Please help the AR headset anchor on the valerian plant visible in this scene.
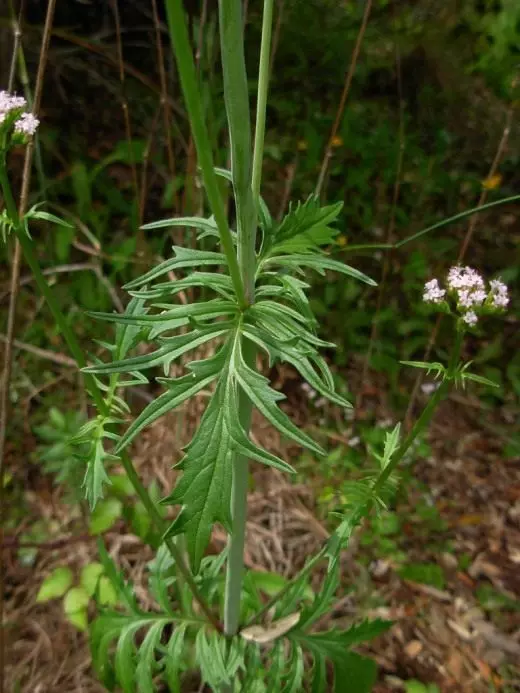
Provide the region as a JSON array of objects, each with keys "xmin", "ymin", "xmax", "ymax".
[{"xmin": 0, "ymin": 1, "xmax": 513, "ymax": 691}]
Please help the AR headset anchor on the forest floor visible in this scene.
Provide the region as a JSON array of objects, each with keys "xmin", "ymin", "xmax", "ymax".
[{"xmin": 4, "ymin": 366, "xmax": 520, "ymax": 692}]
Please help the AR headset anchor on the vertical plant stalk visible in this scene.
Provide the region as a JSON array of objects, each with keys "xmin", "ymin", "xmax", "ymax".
[
  {"xmin": 217, "ymin": 0, "xmax": 258, "ymax": 641},
  {"xmin": 165, "ymin": 0, "xmax": 246, "ymax": 308},
  {"xmin": 251, "ymin": 0, "xmax": 274, "ymax": 210},
  {"xmin": 315, "ymin": 0, "xmax": 373, "ymax": 197},
  {"xmin": 218, "ymin": 0, "xmax": 256, "ymax": 303},
  {"xmin": 150, "ymin": 0, "xmax": 178, "ymax": 210},
  {"xmin": 0, "ymin": 3, "xmax": 56, "ymax": 689}
]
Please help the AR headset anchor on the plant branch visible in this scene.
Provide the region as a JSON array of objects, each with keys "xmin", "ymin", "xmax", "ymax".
[
  {"xmin": 164, "ymin": 0, "xmax": 246, "ymax": 308},
  {"xmin": 251, "ymin": 0, "xmax": 274, "ymax": 211},
  {"xmin": 218, "ymin": 0, "xmax": 256, "ymax": 303}
]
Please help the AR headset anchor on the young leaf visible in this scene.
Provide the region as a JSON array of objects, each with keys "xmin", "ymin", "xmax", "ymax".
[
  {"xmin": 461, "ymin": 371, "xmax": 500, "ymax": 388},
  {"xmin": 164, "ymin": 623, "xmax": 188, "ymax": 693},
  {"xmin": 292, "ymin": 619, "xmax": 393, "ymax": 661},
  {"xmin": 36, "ymin": 567, "xmax": 73, "ymax": 602},
  {"xmin": 135, "ymin": 619, "xmax": 169, "ymax": 693},
  {"xmin": 265, "ymin": 196, "xmax": 343, "ymax": 256},
  {"xmin": 83, "ymin": 438, "xmax": 113, "ymax": 508},
  {"xmin": 86, "ymin": 299, "xmax": 237, "ymax": 326},
  {"xmin": 262, "ymin": 254, "xmax": 376, "ymax": 286},
  {"xmin": 123, "ymin": 247, "xmax": 228, "ymax": 290},
  {"xmin": 115, "ymin": 621, "xmax": 142, "ymax": 692},
  {"xmin": 400, "ymin": 360, "xmax": 446, "ymax": 377}
]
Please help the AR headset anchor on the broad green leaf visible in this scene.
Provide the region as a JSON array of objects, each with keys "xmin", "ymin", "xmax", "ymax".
[
  {"xmin": 123, "ymin": 247, "xmax": 227, "ymax": 289},
  {"xmin": 64, "ymin": 586, "xmax": 90, "ymax": 615},
  {"xmin": 66, "ymin": 608, "xmax": 88, "ymax": 631},
  {"xmin": 266, "ymin": 197, "xmax": 343, "ymax": 256},
  {"xmin": 36, "ymin": 567, "xmax": 73, "ymax": 602},
  {"xmin": 292, "ymin": 620, "xmax": 392, "ymax": 661},
  {"xmin": 97, "ymin": 538, "xmax": 139, "ymax": 612},
  {"xmin": 162, "ymin": 383, "xmax": 233, "ymax": 571},
  {"xmin": 263, "ymin": 254, "xmax": 376, "ymax": 286},
  {"xmin": 98, "ymin": 575, "xmax": 119, "ymax": 606},
  {"xmin": 334, "ymin": 652, "xmax": 377, "ymax": 693},
  {"xmin": 81, "ymin": 562, "xmax": 104, "ymax": 597},
  {"xmin": 89, "ymin": 497, "xmax": 123, "ymax": 535}
]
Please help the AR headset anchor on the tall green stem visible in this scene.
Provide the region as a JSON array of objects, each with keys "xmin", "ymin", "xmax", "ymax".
[
  {"xmin": 217, "ymin": 0, "xmax": 258, "ymax": 641},
  {"xmin": 164, "ymin": 0, "xmax": 246, "ymax": 308},
  {"xmin": 251, "ymin": 0, "xmax": 274, "ymax": 210},
  {"xmin": 218, "ymin": 0, "xmax": 256, "ymax": 303}
]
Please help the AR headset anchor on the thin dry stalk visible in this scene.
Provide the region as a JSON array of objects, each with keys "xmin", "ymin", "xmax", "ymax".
[
  {"xmin": 139, "ymin": 104, "xmax": 162, "ymax": 222},
  {"xmin": 404, "ymin": 106, "xmax": 515, "ymax": 428},
  {"xmin": 315, "ymin": 0, "xmax": 373, "ymax": 197},
  {"xmin": 150, "ymin": 0, "xmax": 178, "ymax": 210},
  {"xmin": 0, "ymin": 3, "xmax": 57, "ymax": 689},
  {"xmin": 357, "ymin": 49, "xmax": 404, "ymax": 411},
  {"xmin": 269, "ymin": 0, "xmax": 285, "ymax": 75},
  {"xmin": 0, "ymin": 335, "xmax": 76, "ymax": 368},
  {"xmin": 277, "ymin": 160, "xmax": 297, "ymax": 221},
  {"xmin": 111, "ymin": 0, "xmax": 142, "ymax": 222}
]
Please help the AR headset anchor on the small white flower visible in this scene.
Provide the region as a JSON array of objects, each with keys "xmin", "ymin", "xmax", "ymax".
[
  {"xmin": 421, "ymin": 382, "xmax": 439, "ymax": 395},
  {"xmin": 0, "ymin": 90, "xmax": 27, "ymax": 123},
  {"xmin": 14, "ymin": 112, "xmax": 39, "ymax": 136},
  {"xmin": 423, "ymin": 278, "xmax": 445, "ymax": 304},
  {"xmin": 489, "ymin": 278, "xmax": 509, "ymax": 309},
  {"xmin": 458, "ymin": 288, "xmax": 487, "ymax": 308},
  {"xmin": 462, "ymin": 310, "xmax": 478, "ymax": 326},
  {"xmin": 348, "ymin": 436, "xmax": 360, "ymax": 448},
  {"xmin": 447, "ymin": 266, "xmax": 485, "ymax": 292}
]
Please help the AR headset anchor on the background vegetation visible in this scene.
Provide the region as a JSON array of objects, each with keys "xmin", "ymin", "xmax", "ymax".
[{"xmin": 1, "ymin": 0, "xmax": 519, "ymax": 690}]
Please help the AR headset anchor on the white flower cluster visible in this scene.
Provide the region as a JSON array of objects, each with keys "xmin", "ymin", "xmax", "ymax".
[
  {"xmin": 423, "ymin": 279, "xmax": 445, "ymax": 304},
  {"xmin": 423, "ymin": 266, "xmax": 509, "ymax": 327},
  {"xmin": 0, "ymin": 90, "xmax": 39, "ymax": 139}
]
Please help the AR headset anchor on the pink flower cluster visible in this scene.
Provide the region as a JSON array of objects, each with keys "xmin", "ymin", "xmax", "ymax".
[
  {"xmin": 0, "ymin": 90, "xmax": 39, "ymax": 138},
  {"xmin": 423, "ymin": 266, "xmax": 509, "ymax": 327}
]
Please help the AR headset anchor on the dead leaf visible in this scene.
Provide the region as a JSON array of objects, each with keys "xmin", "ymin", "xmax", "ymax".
[
  {"xmin": 404, "ymin": 640, "xmax": 423, "ymax": 658},
  {"xmin": 240, "ymin": 611, "xmax": 300, "ymax": 645}
]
